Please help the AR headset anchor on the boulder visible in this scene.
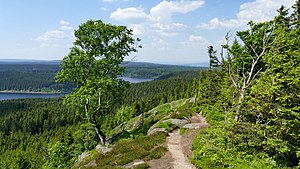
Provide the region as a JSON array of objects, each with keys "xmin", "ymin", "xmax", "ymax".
[
  {"xmin": 162, "ymin": 118, "xmax": 189, "ymax": 127},
  {"xmin": 96, "ymin": 144, "xmax": 113, "ymax": 154},
  {"xmin": 182, "ymin": 123, "xmax": 203, "ymax": 129},
  {"xmin": 123, "ymin": 160, "xmax": 145, "ymax": 168},
  {"xmin": 147, "ymin": 128, "xmax": 168, "ymax": 136}
]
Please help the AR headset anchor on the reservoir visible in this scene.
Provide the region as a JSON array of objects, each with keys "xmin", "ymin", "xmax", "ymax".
[
  {"xmin": 121, "ymin": 77, "xmax": 153, "ymax": 83},
  {"xmin": 0, "ymin": 77, "xmax": 153, "ymax": 100}
]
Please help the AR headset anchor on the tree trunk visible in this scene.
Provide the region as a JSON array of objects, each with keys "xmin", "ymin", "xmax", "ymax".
[
  {"xmin": 93, "ymin": 124, "xmax": 106, "ymax": 145},
  {"xmin": 85, "ymin": 98, "xmax": 107, "ymax": 145}
]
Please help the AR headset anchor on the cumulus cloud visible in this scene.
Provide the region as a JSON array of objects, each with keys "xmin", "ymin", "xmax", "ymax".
[
  {"xmin": 36, "ymin": 20, "xmax": 74, "ymax": 48},
  {"xmin": 110, "ymin": 0, "xmax": 204, "ymax": 36},
  {"xmin": 150, "ymin": 0, "xmax": 204, "ymax": 23},
  {"xmin": 110, "ymin": 7, "xmax": 149, "ymax": 23},
  {"xmin": 199, "ymin": 0, "xmax": 295, "ymax": 29}
]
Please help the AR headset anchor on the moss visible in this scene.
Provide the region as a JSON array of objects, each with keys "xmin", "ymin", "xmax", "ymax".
[
  {"xmin": 145, "ymin": 146, "xmax": 167, "ymax": 160},
  {"xmin": 75, "ymin": 132, "xmax": 167, "ymax": 169},
  {"xmin": 180, "ymin": 128, "xmax": 188, "ymax": 135},
  {"xmin": 133, "ymin": 163, "xmax": 150, "ymax": 169},
  {"xmin": 155, "ymin": 121, "xmax": 174, "ymax": 132}
]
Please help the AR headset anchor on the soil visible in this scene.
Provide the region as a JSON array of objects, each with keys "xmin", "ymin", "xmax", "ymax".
[{"xmin": 147, "ymin": 113, "xmax": 209, "ymax": 169}]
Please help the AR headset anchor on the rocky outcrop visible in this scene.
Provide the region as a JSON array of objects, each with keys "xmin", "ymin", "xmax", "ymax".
[
  {"xmin": 147, "ymin": 118, "xmax": 189, "ymax": 135},
  {"xmin": 74, "ymin": 152, "xmax": 90, "ymax": 167},
  {"xmin": 182, "ymin": 123, "xmax": 203, "ymax": 129},
  {"xmin": 162, "ymin": 118, "xmax": 189, "ymax": 127},
  {"xmin": 123, "ymin": 160, "xmax": 146, "ymax": 168},
  {"xmin": 147, "ymin": 128, "xmax": 168, "ymax": 136},
  {"xmin": 96, "ymin": 144, "xmax": 113, "ymax": 154}
]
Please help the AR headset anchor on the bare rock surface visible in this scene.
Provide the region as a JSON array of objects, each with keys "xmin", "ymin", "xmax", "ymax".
[
  {"xmin": 124, "ymin": 160, "xmax": 146, "ymax": 168},
  {"xmin": 95, "ymin": 144, "xmax": 113, "ymax": 154},
  {"xmin": 148, "ymin": 128, "xmax": 168, "ymax": 136},
  {"xmin": 162, "ymin": 118, "xmax": 189, "ymax": 127}
]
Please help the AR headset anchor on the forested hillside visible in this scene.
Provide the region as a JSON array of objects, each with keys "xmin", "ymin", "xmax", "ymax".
[
  {"xmin": 0, "ymin": 71, "xmax": 199, "ymax": 168},
  {"xmin": 0, "ymin": 62, "xmax": 203, "ymax": 93},
  {"xmin": 0, "ymin": 64, "xmax": 71, "ymax": 92},
  {"xmin": 123, "ymin": 62, "xmax": 204, "ymax": 78}
]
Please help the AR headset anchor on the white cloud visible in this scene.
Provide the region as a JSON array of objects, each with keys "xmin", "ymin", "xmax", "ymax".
[
  {"xmin": 189, "ymin": 35, "xmax": 207, "ymax": 43},
  {"xmin": 36, "ymin": 20, "xmax": 74, "ymax": 48},
  {"xmin": 110, "ymin": 0, "xmax": 203, "ymax": 36},
  {"xmin": 110, "ymin": 7, "xmax": 149, "ymax": 23},
  {"xmin": 152, "ymin": 22, "xmax": 188, "ymax": 36},
  {"xmin": 59, "ymin": 20, "xmax": 73, "ymax": 30},
  {"xmin": 60, "ymin": 26, "xmax": 73, "ymax": 30},
  {"xmin": 182, "ymin": 34, "xmax": 208, "ymax": 47},
  {"xmin": 129, "ymin": 24, "xmax": 145, "ymax": 35},
  {"xmin": 199, "ymin": 0, "xmax": 295, "ymax": 29},
  {"xmin": 36, "ymin": 30, "xmax": 68, "ymax": 41},
  {"xmin": 60, "ymin": 20, "xmax": 70, "ymax": 26},
  {"xmin": 150, "ymin": 0, "xmax": 204, "ymax": 23}
]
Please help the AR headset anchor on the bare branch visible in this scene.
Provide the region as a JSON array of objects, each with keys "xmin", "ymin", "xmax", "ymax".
[
  {"xmin": 228, "ymin": 60, "xmax": 238, "ymax": 88},
  {"xmin": 246, "ymin": 67, "xmax": 263, "ymax": 88}
]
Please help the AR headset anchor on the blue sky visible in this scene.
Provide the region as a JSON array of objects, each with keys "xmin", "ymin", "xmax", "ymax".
[{"xmin": 0, "ymin": 0, "xmax": 295, "ymax": 64}]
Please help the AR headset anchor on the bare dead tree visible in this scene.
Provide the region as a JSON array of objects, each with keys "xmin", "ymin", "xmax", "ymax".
[{"xmin": 221, "ymin": 23, "xmax": 276, "ymax": 121}]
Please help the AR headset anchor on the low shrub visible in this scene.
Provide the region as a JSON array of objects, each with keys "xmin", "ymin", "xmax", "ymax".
[{"xmin": 76, "ymin": 132, "xmax": 167, "ymax": 169}]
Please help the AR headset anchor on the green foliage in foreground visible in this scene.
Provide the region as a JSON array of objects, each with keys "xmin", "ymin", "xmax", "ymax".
[
  {"xmin": 193, "ymin": 128, "xmax": 279, "ymax": 169},
  {"xmin": 193, "ymin": 2, "xmax": 300, "ymax": 168}
]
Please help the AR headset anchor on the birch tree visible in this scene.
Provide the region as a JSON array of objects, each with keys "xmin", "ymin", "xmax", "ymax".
[{"xmin": 56, "ymin": 20, "xmax": 141, "ymax": 145}]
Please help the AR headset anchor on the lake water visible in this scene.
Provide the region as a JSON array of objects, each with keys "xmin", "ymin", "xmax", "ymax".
[
  {"xmin": 121, "ymin": 77, "xmax": 153, "ymax": 83},
  {"xmin": 0, "ymin": 77, "xmax": 153, "ymax": 101},
  {"xmin": 0, "ymin": 93, "xmax": 64, "ymax": 101}
]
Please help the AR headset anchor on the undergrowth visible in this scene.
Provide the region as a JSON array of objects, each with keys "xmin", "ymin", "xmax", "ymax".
[{"xmin": 192, "ymin": 104, "xmax": 280, "ymax": 169}]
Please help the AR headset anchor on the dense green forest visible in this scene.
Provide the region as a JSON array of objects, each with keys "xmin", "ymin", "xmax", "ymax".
[
  {"xmin": 123, "ymin": 62, "xmax": 204, "ymax": 78},
  {"xmin": 0, "ymin": 62, "xmax": 203, "ymax": 93},
  {"xmin": 0, "ymin": 71, "xmax": 199, "ymax": 168},
  {"xmin": 0, "ymin": 64, "xmax": 71, "ymax": 92}
]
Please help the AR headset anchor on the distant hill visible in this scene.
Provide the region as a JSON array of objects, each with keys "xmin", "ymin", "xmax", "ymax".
[
  {"xmin": 0, "ymin": 59, "xmax": 208, "ymax": 67},
  {"xmin": 0, "ymin": 60, "xmax": 206, "ymax": 92}
]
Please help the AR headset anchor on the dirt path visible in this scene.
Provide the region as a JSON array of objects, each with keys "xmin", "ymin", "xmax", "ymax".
[
  {"xmin": 167, "ymin": 129, "xmax": 196, "ymax": 169},
  {"xmin": 148, "ymin": 113, "xmax": 209, "ymax": 169}
]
